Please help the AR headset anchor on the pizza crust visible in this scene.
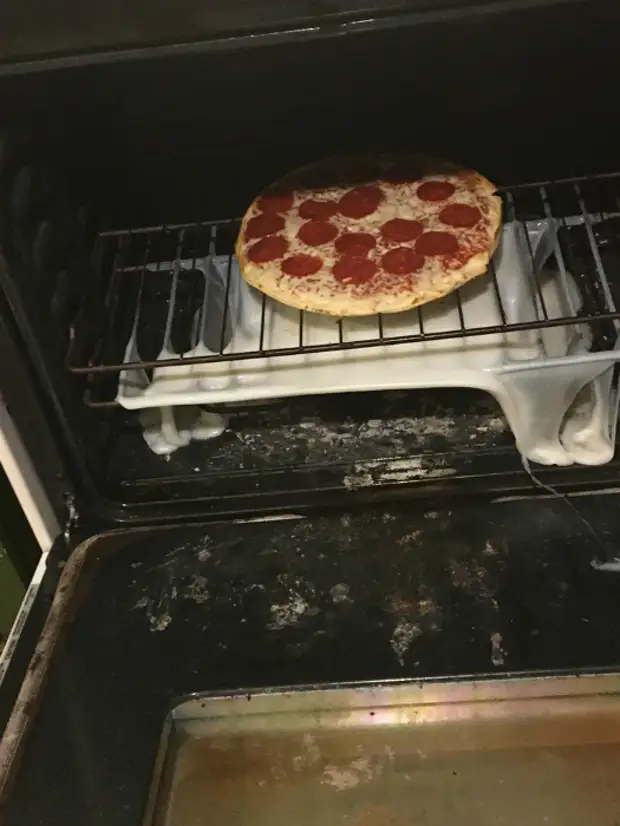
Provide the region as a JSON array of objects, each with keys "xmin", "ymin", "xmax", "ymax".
[{"xmin": 235, "ymin": 155, "xmax": 502, "ymax": 318}]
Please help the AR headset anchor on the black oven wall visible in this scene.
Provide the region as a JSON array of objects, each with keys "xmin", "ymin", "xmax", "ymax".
[
  {"xmin": 0, "ymin": 0, "xmax": 618, "ymax": 224},
  {"xmin": 0, "ymin": 0, "xmax": 617, "ymax": 523}
]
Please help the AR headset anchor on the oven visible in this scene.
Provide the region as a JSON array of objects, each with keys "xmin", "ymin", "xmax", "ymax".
[{"xmin": 2, "ymin": 0, "xmax": 620, "ymax": 822}]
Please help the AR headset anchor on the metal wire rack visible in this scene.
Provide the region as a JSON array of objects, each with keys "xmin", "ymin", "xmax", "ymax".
[{"xmin": 67, "ymin": 172, "xmax": 620, "ymax": 392}]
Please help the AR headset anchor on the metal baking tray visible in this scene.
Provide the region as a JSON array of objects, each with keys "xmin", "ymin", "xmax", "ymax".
[{"xmin": 147, "ymin": 674, "xmax": 620, "ymax": 826}]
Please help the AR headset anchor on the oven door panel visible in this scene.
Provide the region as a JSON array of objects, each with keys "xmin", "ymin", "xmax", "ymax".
[
  {"xmin": 1, "ymin": 494, "xmax": 620, "ymax": 822},
  {"xmin": 0, "ymin": 401, "xmax": 60, "ymax": 558}
]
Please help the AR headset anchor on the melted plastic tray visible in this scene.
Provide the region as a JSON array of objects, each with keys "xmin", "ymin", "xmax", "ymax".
[
  {"xmin": 149, "ymin": 675, "xmax": 620, "ymax": 826},
  {"xmin": 117, "ymin": 221, "xmax": 566, "ymax": 411},
  {"xmin": 117, "ymin": 219, "xmax": 620, "ymax": 466}
]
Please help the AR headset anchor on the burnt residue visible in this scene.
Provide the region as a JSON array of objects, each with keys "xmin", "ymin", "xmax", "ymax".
[
  {"xmin": 106, "ymin": 388, "xmax": 509, "ymax": 484},
  {"xmin": 111, "ymin": 500, "xmax": 620, "ymax": 679},
  {"xmin": 6, "ymin": 494, "xmax": 620, "ymax": 825},
  {"xmin": 102, "ymin": 383, "xmax": 620, "ymax": 513}
]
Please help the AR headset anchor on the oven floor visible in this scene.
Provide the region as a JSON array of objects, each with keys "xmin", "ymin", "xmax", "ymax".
[
  {"xmin": 6, "ymin": 492, "xmax": 620, "ymax": 824},
  {"xmin": 102, "ymin": 387, "xmax": 620, "ymax": 513},
  {"xmin": 105, "ymin": 388, "xmax": 512, "ymax": 484}
]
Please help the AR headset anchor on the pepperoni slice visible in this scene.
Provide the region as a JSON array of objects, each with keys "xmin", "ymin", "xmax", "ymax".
[
  {"xmin": 332, "ymin": 256, "xmax": 378, "ymax": 285},
  {"xmin": 298, "ymin": 199, "xmax": 338, "ymax": 220},
  {"xmin": 281, "ymin": 253, "xmax": 323, "ymax": 278},
  {"xmin": 335, "ymin": 232, "xmax": 376, "ymax": 257},
  {"xmin": 439, "ymin": 203, "xmax": 482, "ymax": 227},
  {"xmin": 381, "ymin": 247, "xmax": 425, "ymax": 275},
  {"xmin": 380, "ymin": 218, "xmax": 424, "ymax": 243},
  {"xmin": 297, "ymin": 220, "xmax": 338, "ymax": 247},
  {"xmin": 417, "ymin": 180, "xmax": 456, "ymax": 202},
  {"xmin": 415, "ymin": 231, "xmax": 459, "ymax": 256},
  {"xmin": 339, "ymin": 185, "xmax": 384, "ymax": 219},
  {"xmin": 256, "ymin": 192, "xmax": 294, "ymax": 214},
  {"xmin": 247, "ymin": 235, "xmax": 289, "ymax": 264},
  {"xmin": 245, "ymin": 213, "xmax": 285, "ymax": 239}
]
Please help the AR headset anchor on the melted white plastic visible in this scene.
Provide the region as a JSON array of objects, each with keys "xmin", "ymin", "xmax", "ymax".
[
  {"xmin": 121, "ymin": 221, "xmax": 620, "ymax": 464},
  {"xmin": 140, "ymin": 408, "xmax": 227, "ymax": 457}
]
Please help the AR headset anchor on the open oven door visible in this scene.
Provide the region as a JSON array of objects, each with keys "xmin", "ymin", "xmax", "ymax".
[
  {"xmin": 0, "ymin": 389, "xmax": 62, "ymax": 741},
  {"xmin": 0, "ymin": 398, "xmax": 62, "ymax": 734},
  {"xmin": 0, "ymin": 399, "xmax": 60, "ymax": 560},
  {"xmin": 2, "ymin": 500, "xmax": 620, "ymax": 823}
]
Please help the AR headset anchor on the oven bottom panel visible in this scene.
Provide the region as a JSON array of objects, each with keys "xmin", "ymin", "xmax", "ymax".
[
  {"xmin": 3, "ymin": 492, "xmax": 620, "ymax": 822},
  {"xmin": 104, "ymin": 388, "xmax": 620, "ymax": 518}
]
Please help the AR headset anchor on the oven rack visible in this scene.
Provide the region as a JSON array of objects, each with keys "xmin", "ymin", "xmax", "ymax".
[{"xmin": 68, "ymin": 173, "xmax": 620, "ymax": 409}]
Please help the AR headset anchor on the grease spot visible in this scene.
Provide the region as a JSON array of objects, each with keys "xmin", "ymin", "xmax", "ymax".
[
  {"xmin": 397, "ymin": 530, "xmax": 422, "ymax": 546},
  {"xmin": 268, "ymin": 595, "xmax": 310, "ymax": 630},
  {"xmin": 321, "ymin": 756, "xmax": 386, "ymax": 791},
  {"xmin": 302, "ymin": 733, "xmax": 321, "ymax": 764},
  {"xmin": 321, "ymin": 764, "xmax": 362, "ymax": 791},
  {"xmin": 149, "ymin": 612, "xmax": 172, "ymax": 632},
  {"xmin": 482, "ymin": 540, "xmax": 499, "ymax": 557},
  {"xmin": 187, "ymin": 575, "xmax": 209, "ymax": 604},
  {"xmin": 344, "ymin": 457, "xmax": 456, "ymax": 489},
  {"xmin": 491, "ymin": 631, "xmax": 505, "ymax": 666},
  {"xmin": 330, "ymin": 583, "xmax": 351, "ymax": 604},
  {"xmin": 131, "ymin": 539, "xmax": 214, "ymax": 632},
  {"xmin": 390, "ymin": 620, "xmax": 422, "ymax": 667}
]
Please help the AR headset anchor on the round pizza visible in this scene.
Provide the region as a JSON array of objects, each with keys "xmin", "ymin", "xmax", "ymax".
[{"xmin": 235, "ymin": 154, "xmax": 502, "ymax": 317}]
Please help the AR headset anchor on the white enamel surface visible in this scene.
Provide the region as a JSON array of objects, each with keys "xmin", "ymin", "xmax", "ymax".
[
  {"xmin": 0, "ymin": 401, "xmax": 60, "ymax": 552},
  {"xmin": 0, "ymin": 403, "xmax": 59, "ymax": 687}
]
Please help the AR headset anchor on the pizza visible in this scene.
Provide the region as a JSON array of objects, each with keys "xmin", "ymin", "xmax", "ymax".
[{"xmin": 235, "ymin": 154, "xmax": 502, "ymax": 317}]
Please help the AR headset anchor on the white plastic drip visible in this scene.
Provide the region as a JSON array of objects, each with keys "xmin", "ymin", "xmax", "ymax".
[{"xmin": 117, "ymin": 218, "xmax": 620, "ymax": 465}]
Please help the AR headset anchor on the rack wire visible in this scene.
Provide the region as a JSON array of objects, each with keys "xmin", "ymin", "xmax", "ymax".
[{"xmin": 67, "ymin": 172, "xmax": 620, "ymax": 385}]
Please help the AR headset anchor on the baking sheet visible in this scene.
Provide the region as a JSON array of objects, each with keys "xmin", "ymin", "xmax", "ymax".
[{"xmin": 149, "ymin": 676, "xmax": 620, "ymax": 826}]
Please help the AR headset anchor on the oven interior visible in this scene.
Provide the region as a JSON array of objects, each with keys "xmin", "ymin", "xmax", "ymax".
[{"xmin": 1, "ymin": 1, "xmax": 619, "ymax": 523}]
